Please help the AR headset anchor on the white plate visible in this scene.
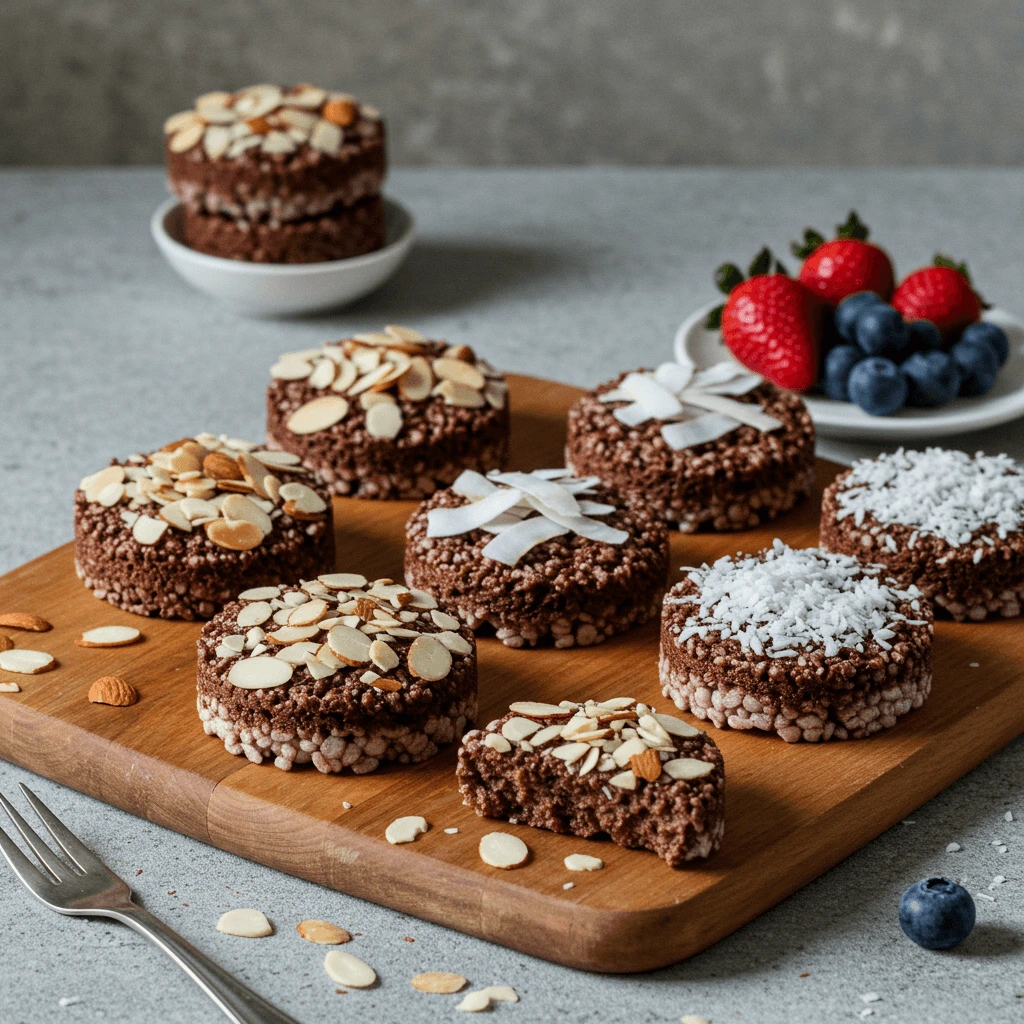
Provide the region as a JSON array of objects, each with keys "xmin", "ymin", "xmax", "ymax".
[
  {"xmin": 150, "ymin": 196, "xmax": 415, "ymax": 317},
  {"xmin": 675, "ymin": 301, "xmax": 1024, "ymax": 441}
]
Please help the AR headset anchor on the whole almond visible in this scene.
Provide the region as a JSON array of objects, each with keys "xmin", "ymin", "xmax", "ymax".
[
  {"xmin": 245, "ymin": 116, "xmax": 273, "ymax": 135},
  {"xmin": 88, "ymin": 676, "xmax": 138, "ymax": 707},
  {"xmin": 0, "ymin": 613, "xmax": 52, "ymax": 633},
  {"xmin": 629, "ymin": 748, "xmax": 662, "ymax": 783},
  {"xmin": 203, "ymin": 451, "xmax": 244, "ymax": 481},
  {"xmin": 321, "ymin": 99, "xmax": 357, "ymax": 127},
  {"xmin": 296, "ymin": 919, "xmax": 351, "ymax": 945}
]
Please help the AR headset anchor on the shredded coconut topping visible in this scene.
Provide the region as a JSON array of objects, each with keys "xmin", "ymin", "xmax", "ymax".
[
  {"xmin": 426, "ymin": 469, "xmax": 628, "ymax": 566},
  {"xmin": 834, "ymin": 448, "xmax": 1024, "ymax": 547},
  {"xmin": 668, "ymin": 540, "xmax": 924, "ymax": 659}
]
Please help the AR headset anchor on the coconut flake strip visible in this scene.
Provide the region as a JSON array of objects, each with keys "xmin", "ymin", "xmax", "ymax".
[
  {"xmin": 523, "ymin": 498, "xmax": 629, "ymax": 544},
  {"xmin": 653, "ymin": 361, "xmax": 694, "ymax": 392},
  {"xmin": 488, "ymin": 471, "xmax": 582, "ymax": 517},
  {"xmin": 481, "ymin": 515, "xmax": 569, "ymax": 566},
  {"xmin": 451, "ymin": 469, "xmax": 497, "ymax": 500},
  {"xmin": 427, "ymin": 487, "xmax": 525, "ymax": 538},
  {"xmin": 661, "ymin": 414, "xmax": 741, "ymax": 450},
  {"xmin": 612, "ymin": 402, "xmax": 652, "ymax": 427},
  {"xmin": 619, "ymin": 372, "xmax": 685, "ymax": 420},
  {"xmin": 678, "ymin": 389, "xmax": 783, "ymax": 431}
]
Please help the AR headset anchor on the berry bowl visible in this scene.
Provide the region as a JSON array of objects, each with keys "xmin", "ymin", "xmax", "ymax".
[
  {"xmin": 675, "ymin": 302, "xmax": 1024, "ymax": 442},
  {"xmin": 150, "ymin": 196, "xmax": 416, "ymax": 317}
]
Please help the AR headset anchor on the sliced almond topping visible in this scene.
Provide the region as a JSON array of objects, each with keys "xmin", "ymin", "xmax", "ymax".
[
  {"xmin": 169, "ymin": 122, "xmax": 204, "ymax": 153},
  {"xmin": 655, "ymin": 712, "xmax": 702, "ymax": 738},
  {"xmin": 369, "ymin": 638, "xmax": 399, "ymax": 672},
  {"xmin": 132, "ymin": 516, "xmax": 168, "ymax": 546},
  {"xmin": 550, "ymin": 742, "xmax": 590, "ymax": 765},
  {"xmin": 270, "ymin": 355, "xmax": 314, "ymax": 381},
  {"xmin": 501, "ymin": 717, "xmax": 539, "ymax": 742},
  {"xmin": 88, "ymin": 675, "xmax": 138, "ymax": 707},
  {"xmin": 266, "ymin": 625, "xmax": 320, "ymax": 646},
  {"xmin": 397, "ymin": 357, "xmax": 433, "ymax": 401},
  {"xmin": 82, "ymin": 464, "xmax": 126, "ymax": 502},
  {"xmin": 164, "ymin": 110, "xmax": 200, "ymax": 134},
  {"xmin": 203, "ymin": 124, "xmax": 232, "ymax": 159},
  {"xmin": 0, "ymin": 649, "xmax": 54, "ymax": 675},
  {"xmin": 370, "ymin": 676, "xmax": 401, "ymax": 692},
  {"xmin": 203, "ymin": 451, "xmax": 244, "ymax": 481},
  {"xmin": 206, "ymin": 518, "xmax": 263, "ymax": 551},
  {"xmin": 324, "ymin": 950, "xmax": 376, "ymax": 989},
  {"xmin": 278, "ymin": 482, "xmax": 328, "ymax": 514},
  {"xmin": 296, "ymin": 919, "xmax": 350, "ymax": 945},
  {"xmin": 318, "ymin": 572, "xmax": 367, "ymax": 590},
  {"xmin": 0, "ymin": 613, "xmax": 52, "ymax": 633},
  {"xmin": 629, "ymin": 748, "xmax": 663, "ymax": 783},
  {"xmin": 97, "ymin": 481, "xmax": 125, "ymax": 507},
  {"xmin": 578, "ymin": 746, "xmax": 601, "ymax": 776},
  {"xmin": 430, "ymin": 609, "xmax": 461, "ymax": 631},
  {"xmin": 239, "ymin": 585, "xmax": 280, "ymax": 601},
  {"xmin": 327, "ymin": 624, "xmax": 372, "ymax": 665},
  {"xmin": 478, "ymin": 832, "xmax": 529, "ymax": 869},
  {"xmin": 483, "ymin": 382, "xmax": 508, "ymax": 409},
  {"xmin": 322, "ymin": 98, "xmax": 358, "ymax": 126},
  {"xmin": 444, "ymin": 344, "xmax": 476, "ymax": 363},
  {"xmin": 237, "ymin": 601, "xmax": 273, "ymax": 627},
  {"xmin": 309, "ymin": 119, "xmax": 342, "ymax": 155},
  {"xmin": 407, "ymin": 634, "xmax": 452, "ymax": 681},
  {"xmin": 227, "ymin": 656, "xmax": 293, "ymax": 689},
  {"xmin": 612, "ymin": 736, "xmax": 647, "ymax": 768},
  {"xmin": 433, "ymin": 630, "xmax": 473, "ymax": 656},
  {"xmin": 508, "ymin": 701, "xmax": 570, "ymax": 718},
  {"xmin": 385, "ymin": 815, "xmax": 429, "ymax": 845},
  {"xmin": 216, "ymin": 908, "xmax": 273, "ymax": 938},
  {"xmin": 159, "ymin": 501, "xmax": 193, "ymax": 533},
  {"xmin": 433, "ymin": 358, "xmax": 486, "ymax": 390},
  {"xmin": 365, "ymin": 401, "xmax": 403, "ymax": 440},
  {"xmin": 564, "ymin": 853, "xmax": 604, "ymax": 872},
  {"xmin": 663, "ymin": 758, "xmax": 715, "ymax": 780},
  {"xmin": 435, "ymin": 379, "xmax": 486, "ymax": 408},
  {"xmin": 76, "ymin": 626, "xmax": 142, "ymax": 648},
  {"xmin": 330, "ymin": 359, "xmax": 358, "ymax": 394},
  {"xmin": 286, "ymin": 396, "xmax": 349, "ymax": 435},
  {"xmin": 483, "ymin": 733, "xmax": 511, "ymax": 753},
  {"xmin": 307, "ymin": 358, "xmax": 337, "ymax": 390},
  {"xmin": 288, "ymin": 599, "xmax": 328, "ymax": 627},
  {"xmin": 411, "ymin": 973, "xmax": 468, "ymax": 994},
  {"xmin": 407, "ymin": 588, "xmax": 438, "ymax": 610},
  {"xmin": 221, "ymin": 493, "xmax": 273, "ymax": 535},
  {"xmin": 608, "ymin": 770, "xmax": 637, "ymax": 790}
]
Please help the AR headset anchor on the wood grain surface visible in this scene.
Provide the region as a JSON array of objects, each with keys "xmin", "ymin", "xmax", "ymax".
[{"xmin": 0, "ymin": 374, "xmax": 1021, "ymax": 973}]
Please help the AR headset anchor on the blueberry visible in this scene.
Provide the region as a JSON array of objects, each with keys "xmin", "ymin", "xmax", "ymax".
[
  {"xmin": 853, "ymin": 304, "xmax": 911, "ymax": 357},
  {"xmin": 899, "ymin": 877, "xmax": 975, "ymax": 950},
  {"xmin": 952, "ymin": 340, "xmax": 999, "ymax": 397},
  {"xmin": 835, "ymin": 291, "xmax": 886, "ymax": 343},
  {"xmin": 902, "ymin": 350, "xmax": 961, "ymax": 408},
  {"xmin": 906, "ymin": 319, "xmax": 943, "ymax": 354},
  {"xmin": 822, "ymin": 344, "xmax": 865, "ymax": 402},
  {"xmin": 847, "ymin": 357, "xmax": 908, "ymax": 416},
  {"xmin": 960, "ymin": 321, "xmax": 1010, "ymax": 367}
]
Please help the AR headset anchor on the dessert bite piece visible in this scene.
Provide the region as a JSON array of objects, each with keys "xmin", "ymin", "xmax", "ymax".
[
  {"xmin": 820, "ymin": 448, "xmax": 1024, "ymax": 622},
  {"xmin": 660, "ymin": 540, "xmax": 933, "ymax": 742},
  {"xmin": 164, "ymin": 83, "xmax": 386, "ymax": 263},
  {"xmin": 457, "ymin": 697, "xmax": 725, "ymax": 866},
  {"xmin": 197, "ymin": 574, "xmax": 476, "ymax": 773},
  {"xmin": 75, "ymin": 435, "xmax": 334, "ymax": 620},
  {"xmin": 266, "ymin": 326, "xmax": 510, "ymax": 500},
  {"xmin": 566, "ymin": 360, "xmax": 815, "ymax": 532},
  {"xmin": 405, "ymin": 468, "xmax": 670, "ymax": 648}
]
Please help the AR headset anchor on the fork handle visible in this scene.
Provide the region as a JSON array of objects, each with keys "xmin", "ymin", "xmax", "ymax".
[{"xmin": 108, "ymin": 904, "xmax": 301, "ymax": 1024}]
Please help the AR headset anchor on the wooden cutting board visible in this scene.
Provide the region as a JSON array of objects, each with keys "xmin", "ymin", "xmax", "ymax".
[{"xmin": 0, "ymin": 374, "xmax": 1021, "ymax": 973}]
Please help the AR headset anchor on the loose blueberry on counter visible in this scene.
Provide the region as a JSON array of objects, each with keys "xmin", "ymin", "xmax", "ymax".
[
  {"xmin": 960, "ymin": 321, "xmax": 1010, "ymax": 367},
  {"xmin": 906, "ymin": 319, "xmax": 943, "ymax": 354},
  {"xmin": 822, "ymin": 344, "xmax": 864, "ymax": 401},
  {"xmin": 835, "ymin": 291, "xmax": 885, "ymax": 343},
  {"xmin": 952, "ymin": 340, "xmax": 999, "ymax": 397},
  {"xmin": 853, "ymin": 304, "xmax": 911, "ymax": 358},
  {"xmin": 903, "ymin": 350, "xmax": 961, "ymax": 408},
  {"xmin": 899, "ymin": 877, "xmax": 975, "ymax": 950},
  {"xmin": 847, "ymin": 357, "xmax": 908, "ymax": 416}
]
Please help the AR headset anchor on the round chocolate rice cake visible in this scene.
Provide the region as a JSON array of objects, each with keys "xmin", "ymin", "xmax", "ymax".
[
  {"xmin": 660, "ymin": 540, "xmax": 933, "ymax": 742},
  {"xmin": 164, "ymin": 83, "xmax": 386, "ymax": 263},
  {"xmin": 405, "ymin": 469, "xmax": 670, "ymax": 649},
  {"xmin": 566, "ymin": 374, "xmax": 815, "ymax": 532},
  {"xmin": 820, "ymin": 448, "xmax": 1024, "ymax": 622},
  {"xmin": 74, "ymin": 434, "xmax": 334, "ymax": 620},
  {"xmin": 197, "ymin": 574, "xmax": 477, "ymax": 774},
  {"xmin": 266, "ymin": 326, "xmax": 510, "ymax": 500}
]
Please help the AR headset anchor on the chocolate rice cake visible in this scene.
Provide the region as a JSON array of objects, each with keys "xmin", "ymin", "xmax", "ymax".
[
  {"xmin": 457, "ymin": 697, "xmax": 725, "ymax": 866},
  {"xmin": 197, "ymin": 574, "xmax": 476, "ymax": 774},
  {"xmin": 660, "ymin": 540, "xmax": 933, "ymax": 742},
  {"xmin": 820, "ymin": 448, "xmax": 1024, "ymax": 622},
  {"xmin": 405, "ymin": 468, "xmax": 670, "ymax": 648},
  {"xmin": 266, "ymin": 326, "xmax": 510, "ymax": 500},
  {"xmin": 566, "ymin": 364, "xmax": 815, "ymax": 532},
  {"xmin": 75, "ymin": 434, "xmax": 334, "ymax": 620},
  {"xmin": 164, "ymin": 83, "xmax": 386, "ymax": 263}
]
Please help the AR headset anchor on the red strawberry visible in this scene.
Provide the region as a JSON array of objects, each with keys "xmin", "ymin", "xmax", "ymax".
[
  {"xmin": 793, "ymin": 212, "xmax": 894, "ymax": 308},
  {"xmin": 721, "ymin": 274, "xmax": 822, "ymax": 392},
  {"xmin": 892, "ymin": 255, "xmax": 984, "ymax": 341}
]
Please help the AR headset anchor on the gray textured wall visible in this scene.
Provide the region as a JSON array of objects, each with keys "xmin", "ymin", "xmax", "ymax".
[{"xmin": 1, "ymin": 0, "xmax": 1020, "ymax": 167}]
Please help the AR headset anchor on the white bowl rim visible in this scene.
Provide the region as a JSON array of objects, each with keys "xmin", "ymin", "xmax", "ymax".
[{"xmin": 150, "ymin": 195, "xmax": 416, "ymax": 278}]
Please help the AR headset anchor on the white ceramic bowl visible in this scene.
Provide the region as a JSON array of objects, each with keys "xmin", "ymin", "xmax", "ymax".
[
  {"xmin": 675, "ymin": 302, "xmax": 1024, "ymax": 442},
  {"xmin": 150, "ymin": 196, "xmax": 416, "ymax": 317}
]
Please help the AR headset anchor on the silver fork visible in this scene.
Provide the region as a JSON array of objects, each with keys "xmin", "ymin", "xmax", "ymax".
[{"xmin": 0, "ymin": 783, "xmax": 300, "ymax": 1024}]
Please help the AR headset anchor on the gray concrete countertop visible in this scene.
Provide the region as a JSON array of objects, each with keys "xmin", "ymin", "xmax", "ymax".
[{"xmin": 0, "ymin": 168, "xmax": 1022, "ymax": 1023}]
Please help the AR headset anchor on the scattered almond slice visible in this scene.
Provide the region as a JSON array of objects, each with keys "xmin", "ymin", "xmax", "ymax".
[
  {"xmin": 608, "ymin": 770, "xmax": 637, "ymax": 790},
  {"xmin": 324, "ymin": 949, "xmax": 376, "ymax": 988},
  {"xmin": 435, "ymin": 379, "xmax": 486, "ymax": 409},
  {"xmin": 88, "ymin": 676, "xmax": 138, "ymax": 707},
  {"xmin": 407, "ymin": 634, "xmax": 452, "ymax": 681},
  {"xmin": 319, "ymin": 573, "xmax": 367, "ymax": 590},
  {"xmin": 398, "ymin": 357, "xmax": 433, "ymax": 401},
  {"xmin": 237, "ymin": 602, "xmax": 273, "ymax": 628},
  {"xmin": 433, "ymin": 358, "xmax": 486, "ymax": 390},
  {"xmin": 0, "ymin": 681, "xmax": 20, "ymax": 693},
  {"xmin": 76, "ymin": 626, "xmax": 142, "ymax": 648},
  {"xmin": 508, "ymin": 701, "xmax": 570, "ymax": 718},
  {"xmin": 430, "ymin": 609, "xmax": 461, "ymax": 630},
  {"xmin": 386, "ymin": 815, "xmax": 429, "ymax": 845},
  {"xmin": 663, "ymin": 758, "xmax": 715, "ymax": 780},
  {"xmin": 501, "ymin": 718, "xmax": 539, "ymax": 742},
  {"xmin": 482, "ymin": 985, "xmax": 519, "ymax": 1003},
  {"xmin": 0, "ymin": 613, "xmax": 52, "ymax": 633},
  {"xmin": 286, "ymin": 396, "xmax": 350, "ymax": 435},
  {"xmin": 369, "ymin": 638, "xmax": 399, "ymax": 672},
  {"xmin": 365, "ymin": 401, "xmax": 403, "ymax": 440},
  {"xmin": 411, "ymin": 973, "xmax": 469, "ymax": 994},
  {"xmin": 478, "ymin": 832, "xmax": 529, "ymax": 869},
  {"xmin": 296, "ymin": 919, "xmax": 351, "ymax": 945},
  {"xmin": 227, "ymin": 657, "xmax": 293, "ymax": 689},
  {"xmin": 266, "ymin": 625, "xmax": 321, "ymax": 646},
  {"xmin": 288, "ymin": 599, "xmax": 328, "ymax": 627},
  {"xmin": 327, "ymin": 624, "xmax": 373, "ymax": 665},
  {"xmin": 0, "ymin": 650, "xmax": 54, "ymax": 675},
  {"xmin": 216, "ymin": 908, "xmax": 273, "ymax": 938},
  {"xmin": 655, "ymin": 712, "xmax": 702, "ymax": 738},
  {"xmin": 564, "ymin": 853, "xmax": 604, "ymax": 872},
  {"xmin": 457, "ymin": 991, "xmax": 491, "ymax": 1013}
]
